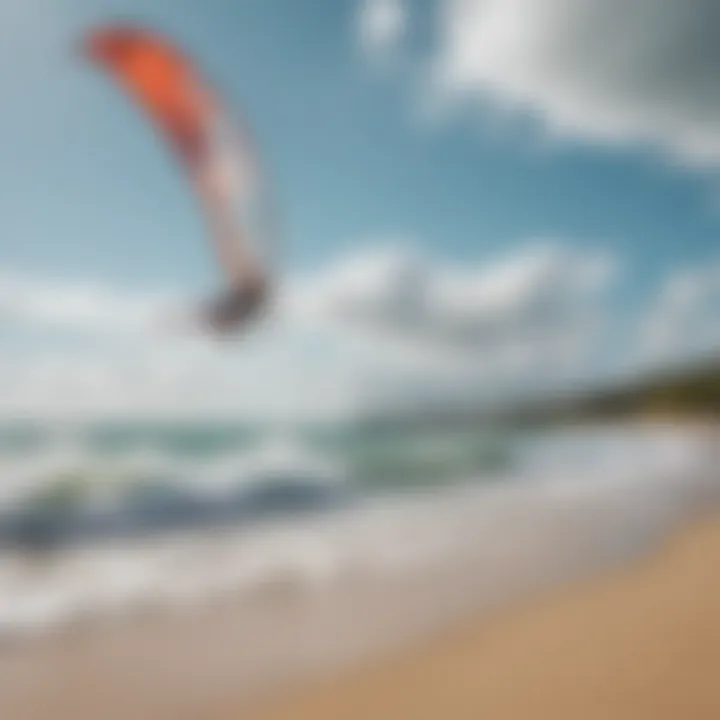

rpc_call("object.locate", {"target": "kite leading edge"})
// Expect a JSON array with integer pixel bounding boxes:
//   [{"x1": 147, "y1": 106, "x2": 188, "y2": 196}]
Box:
[{"x1": 83, "y1": 24, "x2": 273, "y2": 335}]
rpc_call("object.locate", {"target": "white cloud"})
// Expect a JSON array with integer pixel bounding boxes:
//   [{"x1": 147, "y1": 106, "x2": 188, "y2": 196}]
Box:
[
  {"x1": 0, "y1": 266, "x2": 364, "y2": 421},
  {"x1": 288, "y1": 242, "x2": 618, "y2": 412},
  {"x1": 431, "y1": 0, "x2": 720, "y2": 165},
  {"x1": 640, "y1": 263, "x2": 720, "y2": 366},
  {"x1": 0, "y1": 349, "x2": 361, "y2": 423},
  {"x1": 0, "y1": 268, "x2": 177, "y2": 334},
  {"x1": 301, "y1": 242, "x2": 614, "y2": 352},
  {"x1": 0, "y1": 242, "x2": 619, "y2": 420},
  {"x1": 358, "y1": 0, "x2": 407, "y2": 56}
]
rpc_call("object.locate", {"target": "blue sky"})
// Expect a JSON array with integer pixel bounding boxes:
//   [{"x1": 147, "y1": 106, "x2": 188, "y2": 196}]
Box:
[{"x1": 1, "y1": 0, "x2": 719, "y2": 419}]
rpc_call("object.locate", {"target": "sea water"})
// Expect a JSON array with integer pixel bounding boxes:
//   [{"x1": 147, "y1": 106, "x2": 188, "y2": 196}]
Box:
[{"x1": 0, "y1": 420, "x2": 714, "y2": 643}]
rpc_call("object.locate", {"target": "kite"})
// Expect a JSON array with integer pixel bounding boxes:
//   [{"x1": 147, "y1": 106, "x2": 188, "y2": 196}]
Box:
[{"x1": 83, "y1": 24, "x2": 274, "y2": 334}]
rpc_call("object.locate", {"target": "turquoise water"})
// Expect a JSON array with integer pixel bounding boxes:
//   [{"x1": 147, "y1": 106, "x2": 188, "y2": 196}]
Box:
[
  {"x1": 0, "y1": 423, "x2": 711, "y2": 642},
  {"x1": 0, "y1": 419, "x2": 517, "y2": 547},
  {"x1": 0, "y1": 418, "x2": 703, "y2": 551}
]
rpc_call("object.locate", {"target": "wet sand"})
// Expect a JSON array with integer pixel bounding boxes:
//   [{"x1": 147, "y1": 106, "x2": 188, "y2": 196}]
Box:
[{"x1": 241, "y1": 515, "x2": 720, "y2": 720}]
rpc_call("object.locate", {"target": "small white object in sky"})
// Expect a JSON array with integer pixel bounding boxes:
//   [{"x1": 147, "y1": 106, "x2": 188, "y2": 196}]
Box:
[{"x1": 359, "y1": 0, "x2": 407, "y2": 55}]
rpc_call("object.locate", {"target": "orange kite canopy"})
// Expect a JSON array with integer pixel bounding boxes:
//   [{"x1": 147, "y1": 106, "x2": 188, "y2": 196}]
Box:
[
  {"x1": 83, "y1": 24, "x2": 273, "y2": 334},
  {"x1": 84, "y1": 25, "x2": 217, "y2": 168}
]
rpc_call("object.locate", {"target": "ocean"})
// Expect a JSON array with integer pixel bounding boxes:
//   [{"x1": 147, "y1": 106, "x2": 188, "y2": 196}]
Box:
[
  {"x1": 0, "y1": 419, "x2": 513, "y2": 547},
  {"x1": 0, "y1": 419, "x2": 715, "y2": 646}
]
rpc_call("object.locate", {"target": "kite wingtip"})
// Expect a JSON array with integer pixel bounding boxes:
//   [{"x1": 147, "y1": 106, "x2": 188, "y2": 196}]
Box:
[{"x1": 81, "y1": 20, "x2": 159, "y2": 61}]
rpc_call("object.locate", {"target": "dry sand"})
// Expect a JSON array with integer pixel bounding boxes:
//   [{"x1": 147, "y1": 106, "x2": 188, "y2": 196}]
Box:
[{"x1": 238, "y1": 515, "x2": 720, "y2": 720}]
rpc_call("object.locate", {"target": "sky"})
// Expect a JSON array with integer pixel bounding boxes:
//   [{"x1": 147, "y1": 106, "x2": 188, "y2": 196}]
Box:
[{"x1": 0, "y1": 0, "x2": 719, "y2": 420}]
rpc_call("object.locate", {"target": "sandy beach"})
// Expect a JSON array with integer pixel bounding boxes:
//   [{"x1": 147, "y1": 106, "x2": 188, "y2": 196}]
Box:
[{"x1": 242, "y1": 514, "x2": 720, "y2": 720}]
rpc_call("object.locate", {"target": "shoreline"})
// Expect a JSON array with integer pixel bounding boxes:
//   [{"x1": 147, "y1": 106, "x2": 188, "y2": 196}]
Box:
[
  {"x1": 239, "y1": 513, "x2": 720, "y2": 720},
  {"x1": 0, "y1": 425, "x2": 714, "y2": 719}
]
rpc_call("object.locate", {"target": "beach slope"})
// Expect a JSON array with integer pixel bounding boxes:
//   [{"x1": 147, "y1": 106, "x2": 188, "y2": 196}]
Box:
[{"x1": 245, "y1": 516, "x2": 720, "y2": 720}]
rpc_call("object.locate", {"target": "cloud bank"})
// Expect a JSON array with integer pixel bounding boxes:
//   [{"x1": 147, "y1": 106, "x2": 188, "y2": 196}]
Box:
[
  {"x1": 641, "y1": 263, "x2": 720, "y2": 366},
  {"x1": 300, "y1": 243, "x2": 615, "y2": 375},
  {"x1": 0, "y1": 241, "x2": 618, "y2": 419},
  {"x1": 430, "y1": 0, "x2": 720, "y2": 165},
  {"x1": 0, "y1": 269, "x2": 174, "y2": 334},
  {"x1": 4, "y1": 243, "x2": 718, "y2": 420}
]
